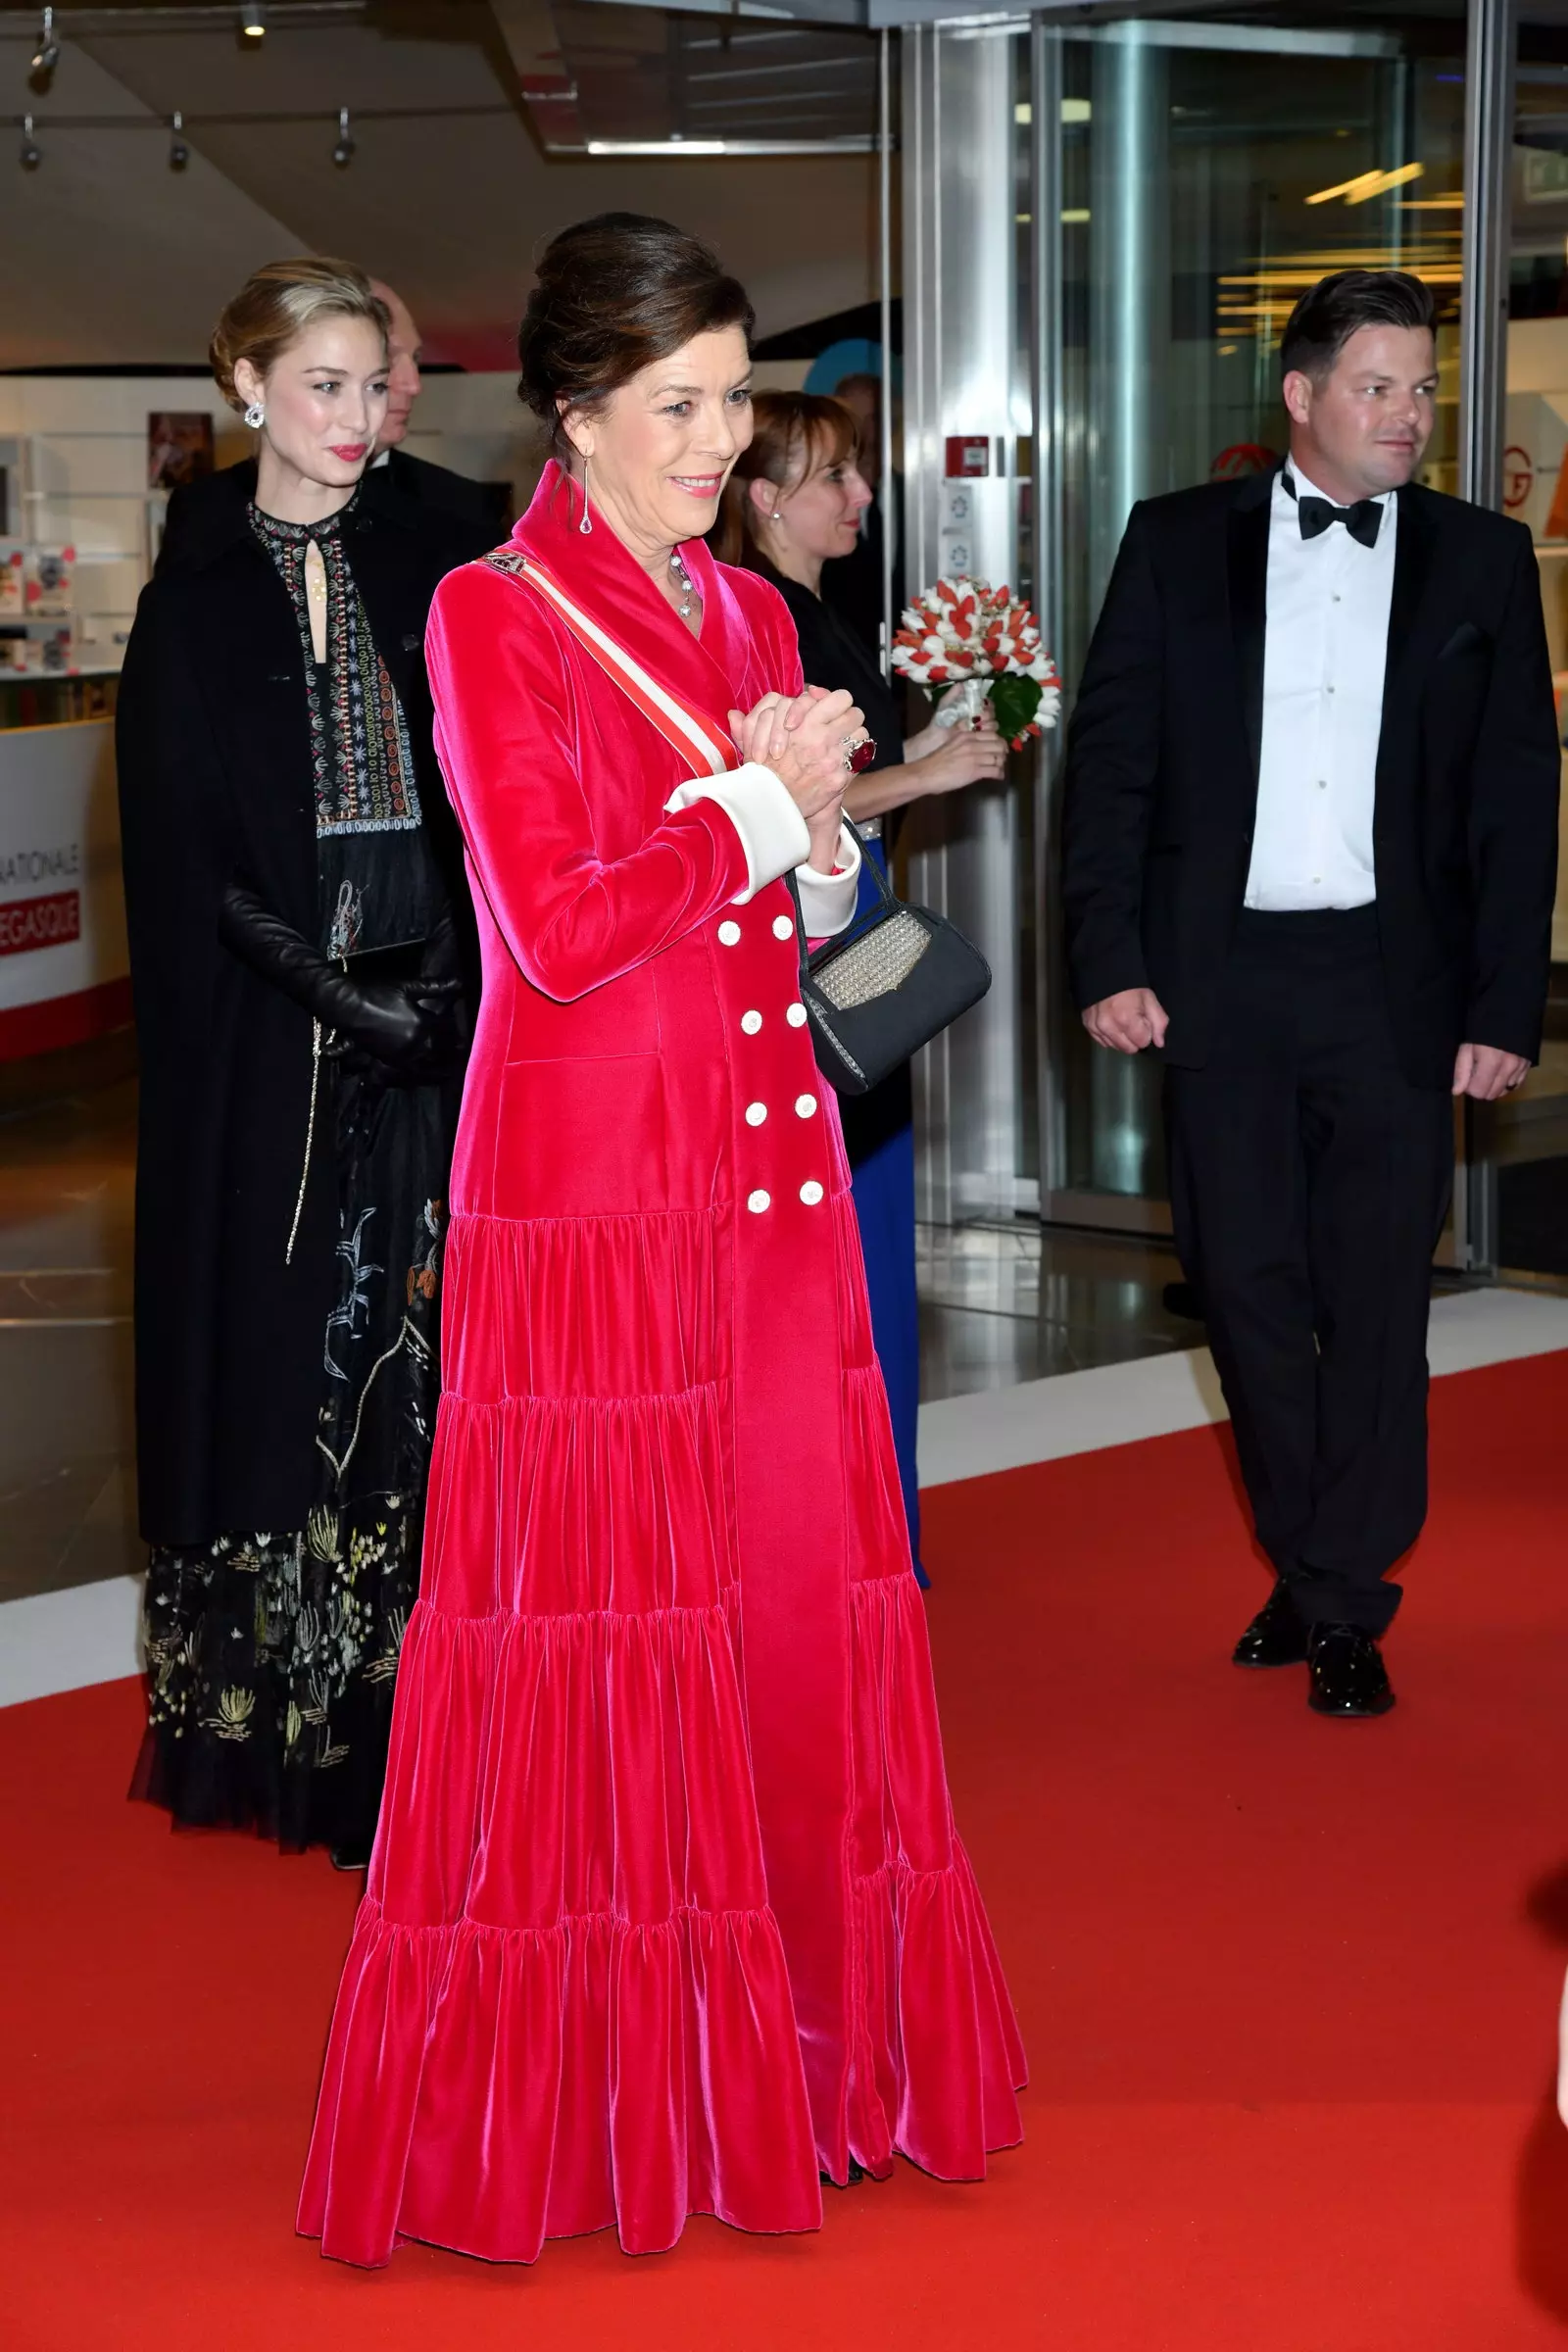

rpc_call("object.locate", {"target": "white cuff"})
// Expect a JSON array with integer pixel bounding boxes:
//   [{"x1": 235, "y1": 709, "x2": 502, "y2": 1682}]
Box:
[
  {"x1": 794, "y1": 823, "x2": 862, "y2": 939},
  {"x1": 664, "y1": 762, "x2": 811, "y2": 903}
]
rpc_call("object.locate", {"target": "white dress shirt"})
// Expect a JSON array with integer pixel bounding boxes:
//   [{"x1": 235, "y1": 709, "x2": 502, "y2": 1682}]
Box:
[{"x1": 1244, "y1": 463, "x2": 1396, "y2": 912}]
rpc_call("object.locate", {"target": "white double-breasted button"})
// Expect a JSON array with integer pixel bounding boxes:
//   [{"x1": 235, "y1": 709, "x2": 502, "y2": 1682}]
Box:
[
  {"x1": 747, "y1": 1189, "x2": 771, "y2": 1213},
  {"x1": 799, "y1": 1181, "x2": 824, "y2": 1206},
  {"x1": 717, "y1": 920, "x2": 742, "y2": 946},
  {"x1": 795, "y1": 1093, "x2": 817, "y2": 1118},
  {"x1": 745, "y1": 1102, "x2": 767, "y2": 1127},
  {"x1": 740, "y1": 1009, "x2": 762, "y2": 1035},
  {"x1": 772, "y1": 914, "x2": 795, "y2": 941},
  {"x1": 786, "y1": 1004, "x2": 808, "y2": 1029}
]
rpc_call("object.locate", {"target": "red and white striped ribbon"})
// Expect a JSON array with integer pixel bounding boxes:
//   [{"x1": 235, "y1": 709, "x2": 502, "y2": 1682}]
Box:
[{"x1": 482, "y1": 548, "x2": 735, "y2": 778}]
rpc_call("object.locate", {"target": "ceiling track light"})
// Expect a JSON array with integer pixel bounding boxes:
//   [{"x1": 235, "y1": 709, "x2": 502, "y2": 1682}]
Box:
[
  {"x1": 241, "y1": 4, "x2": 266, "y2": 40},
  {"x1": 30, "y1": 6, "x2": 60, "y2": 87},
  {"x1": 331, "y1": 104, "x2": 354, "y2": 168},
  {"x1": 169, "y1": 111, "x2": 189, "y2": 171},
  {"x1": 20, "y1": 112, "x2": 42, "y2": 170}
]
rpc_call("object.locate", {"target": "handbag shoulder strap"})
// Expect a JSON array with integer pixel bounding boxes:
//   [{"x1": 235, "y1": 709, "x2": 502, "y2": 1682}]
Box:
[{"x1": 479, "y1": 548, "x2": 733, "y2": 779}]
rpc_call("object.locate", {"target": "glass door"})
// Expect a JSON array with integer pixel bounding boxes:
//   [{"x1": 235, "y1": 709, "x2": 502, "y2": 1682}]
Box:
[
  {"x1": 1033, "y1": 6, "x2": 1470, "y2": 1232},
  {"x1": 1486, "y1": 0, "x2": 1568, "y2": 1276}
]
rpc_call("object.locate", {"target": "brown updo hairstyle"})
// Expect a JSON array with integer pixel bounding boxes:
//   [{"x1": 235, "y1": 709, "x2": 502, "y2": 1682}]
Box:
[
  {"x1": 209, "y1": 257, "x2": 389, "y2": 413},
  {"x1": 713, "y1": 391, "x2": 858, "y2": 566},
  {"x1": 517, "y1": 213, "x2": 756, "y2": 454}
]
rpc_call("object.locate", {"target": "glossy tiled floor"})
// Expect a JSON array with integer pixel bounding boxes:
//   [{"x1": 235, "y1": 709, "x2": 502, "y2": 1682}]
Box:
[
  {"x1": 0, "y1": 1054, "x2": 1197, "y2": 1607},
  {"x1": 0, "y1": 1053, "x2": 139, "y2": 1607},
  {"x1": 916, "y1": 1220, "x2": 1197, "y2": 1401}
]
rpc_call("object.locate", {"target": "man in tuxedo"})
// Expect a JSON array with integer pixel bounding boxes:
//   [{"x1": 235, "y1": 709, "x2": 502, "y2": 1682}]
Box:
[
  {"x1": 157, "y1": 275, "x2": 501, "y2": 573},
  {"x1": 1062, "y1": 270, "x2": 1559, "y2": 1715}
]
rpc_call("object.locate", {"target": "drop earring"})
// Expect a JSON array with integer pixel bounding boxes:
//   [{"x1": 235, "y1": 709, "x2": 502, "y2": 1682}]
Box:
[
  {"x1": 578, "y1": 457, "x2": 593, "y2": 536},
  {"x1": 244, "y1": 401, "x2": 265, "y2": 431}
]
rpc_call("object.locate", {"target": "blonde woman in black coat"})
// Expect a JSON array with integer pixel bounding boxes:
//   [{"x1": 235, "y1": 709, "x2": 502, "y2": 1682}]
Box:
[{"x1": 117, "y1": 259, "x2": 474, "y2": 1864}]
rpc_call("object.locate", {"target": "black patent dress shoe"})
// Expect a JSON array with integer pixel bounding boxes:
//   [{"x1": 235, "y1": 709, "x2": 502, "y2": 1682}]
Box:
[
  {"x1": 329, "y1": 1838, "x2": 372, "y2": 1873},
  {"x1": 1306, "y1": 1623, "x2": 1396, "y2": 1717},
  {"x1": 1232, "y1": 1582, "x2": 1309, "y2": 1668}
]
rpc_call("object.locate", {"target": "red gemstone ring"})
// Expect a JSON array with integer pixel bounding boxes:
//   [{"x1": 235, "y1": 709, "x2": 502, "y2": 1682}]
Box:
[{"x1": 844, "y1": 733, "x2": 877, "y2": 775}]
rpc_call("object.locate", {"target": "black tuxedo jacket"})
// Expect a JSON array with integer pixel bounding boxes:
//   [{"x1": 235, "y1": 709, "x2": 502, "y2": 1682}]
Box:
[
  {"x1": 156, "y1": 446, "x2": 500, "y2": 577},
  {"x1": 1061, "y1": 468, "x2": 1561, "y2": 1086}
]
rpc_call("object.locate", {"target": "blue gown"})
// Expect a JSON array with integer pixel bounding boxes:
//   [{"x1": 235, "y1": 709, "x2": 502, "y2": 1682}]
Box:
[{"x1": 839, "y1": 834, "x2": 927, "y2": 1586}]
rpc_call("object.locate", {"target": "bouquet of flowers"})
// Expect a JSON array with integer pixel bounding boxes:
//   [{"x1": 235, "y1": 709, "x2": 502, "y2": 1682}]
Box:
[{"x1": 891, "y1": 576, "x2": 1061, "y2": 751}]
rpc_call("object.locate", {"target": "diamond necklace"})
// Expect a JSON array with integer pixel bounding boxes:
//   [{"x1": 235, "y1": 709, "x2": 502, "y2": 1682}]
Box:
[{"x1": 669, "y1": 546, "x2": 698, "y2": 619}]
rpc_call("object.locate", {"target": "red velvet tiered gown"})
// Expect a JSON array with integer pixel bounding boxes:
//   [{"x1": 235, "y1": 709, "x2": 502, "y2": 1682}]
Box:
[{"x1": 298, "y1": 465, "x2": 1025, "y2": 2266}]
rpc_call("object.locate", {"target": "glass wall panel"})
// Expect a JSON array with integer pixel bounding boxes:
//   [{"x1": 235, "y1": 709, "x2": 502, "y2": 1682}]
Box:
[{"x1": 1492, "y1": 3, "x2": 1568, "y2": 1274}]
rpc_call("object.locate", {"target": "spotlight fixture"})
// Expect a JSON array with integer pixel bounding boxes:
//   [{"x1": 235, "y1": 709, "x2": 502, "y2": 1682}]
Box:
[
  {"x1": 30, "y1": 6, "x2": 60, "y2": 85},
  {"x1": 331, "y1": 105, "x2": 355, "y2": 168},
  {"x1": 169, "y1": 111, "x2": 189, "y2": 172},
  {"x1": 241, "y1": 3, "x2": 266, "y2": 37},
  {"x1": 20, "y1": 113, "x2": 42, "y2": 171}
]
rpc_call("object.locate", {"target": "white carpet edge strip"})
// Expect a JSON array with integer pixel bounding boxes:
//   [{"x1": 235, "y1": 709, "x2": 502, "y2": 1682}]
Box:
[{"x1": 4, "y1": 1287, "x2": 1566, "y2": 1713}]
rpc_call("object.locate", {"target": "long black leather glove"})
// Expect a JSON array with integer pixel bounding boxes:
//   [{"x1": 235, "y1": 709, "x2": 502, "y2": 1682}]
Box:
[{"x1": 219, "y1": 884, "x2": 464, "y2": 1083}]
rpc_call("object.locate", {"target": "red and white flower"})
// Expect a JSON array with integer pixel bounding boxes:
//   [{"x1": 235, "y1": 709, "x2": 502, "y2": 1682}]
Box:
[{"x1": 891, "y1": 577, "x2": 1061, "y2": 749}]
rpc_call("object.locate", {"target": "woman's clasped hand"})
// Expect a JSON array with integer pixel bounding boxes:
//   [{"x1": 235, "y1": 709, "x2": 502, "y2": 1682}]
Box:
[
  {"x1": 902, "y1": 698, "x2": 1011, "y2": 798},
  {"x1": 727, "y1": 682, "x2": 863, "y2": 869}
]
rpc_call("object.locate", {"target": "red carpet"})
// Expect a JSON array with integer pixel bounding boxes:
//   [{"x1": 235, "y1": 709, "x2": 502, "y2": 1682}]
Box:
[{"x1": 7, "y1": 1350, "x2": 1568, "y2": 2350}]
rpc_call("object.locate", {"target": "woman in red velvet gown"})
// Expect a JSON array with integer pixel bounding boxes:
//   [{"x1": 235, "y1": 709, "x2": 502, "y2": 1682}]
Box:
[{"x1": 299, "y1": 212, "x2": 1024, "y2": 2269}]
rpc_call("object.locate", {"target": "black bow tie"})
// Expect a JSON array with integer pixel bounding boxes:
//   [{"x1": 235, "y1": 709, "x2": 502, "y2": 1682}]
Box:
[{"x1": 1283, "y1": 471, "x2": 1383, "y2": 550}]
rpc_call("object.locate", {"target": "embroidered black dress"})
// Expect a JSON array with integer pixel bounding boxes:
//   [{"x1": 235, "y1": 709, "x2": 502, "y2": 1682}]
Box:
[{"x1": 134, "y1": 499, "x2": 458, "y2": 1854}]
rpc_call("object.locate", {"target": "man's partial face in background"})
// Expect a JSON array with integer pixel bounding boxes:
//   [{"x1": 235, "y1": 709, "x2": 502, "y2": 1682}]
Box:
[
  {"x1": 369, "y1": 279, "x2": 422, "y2": 450},
  {"x1": 833, "y1": 374, "x2": 881, "y2": 492}
]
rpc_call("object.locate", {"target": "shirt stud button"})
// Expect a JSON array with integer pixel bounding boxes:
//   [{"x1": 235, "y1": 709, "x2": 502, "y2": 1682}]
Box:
[
  {"x1": 795, "y1": 1093, "x2": 817, "y2": 1117},
  {"x1": 786, "y1": 1004, "x2": 808, "y2": 1029},
  {"x1": 745, "y1": 1102, "x2": 767, "y2": 1126},
  {"x1": 747, "y1": 1188, "x2": 770, "y2": 1213},
  {"x1": 717, "y1": 920, "x2": 741, "y2": 946},
  {"x1": 772, "y1": 914, "x2": 795, "y2": 941},
  {"x1": 740, "y1": 1009, "x2": 762, "y2": 1035},
  {"x1": 799, "y1": 1181, "x2": 824, "y2": 1205}
]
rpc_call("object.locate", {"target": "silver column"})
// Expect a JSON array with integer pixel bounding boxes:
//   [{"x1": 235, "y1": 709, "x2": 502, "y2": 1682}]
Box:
[
  {"x1": 902, "y1": 21, "x2": 1028, "y2": 1223},
  {"x1": 1087, "y1": 24, "x2": 1171, "y2": 617},
  {"x1": 1083, "y1": 24, "x2": 1171, "y2": 1199}
]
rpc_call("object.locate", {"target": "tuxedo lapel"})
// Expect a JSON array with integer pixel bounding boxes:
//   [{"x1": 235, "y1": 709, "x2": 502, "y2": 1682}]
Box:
[
  {"x1": 1381, "y1": 481, "x2": 1440, "y2": 716},
  {"x1": 1225, "y1": 470, "x2": 1274, "y2": 789}
]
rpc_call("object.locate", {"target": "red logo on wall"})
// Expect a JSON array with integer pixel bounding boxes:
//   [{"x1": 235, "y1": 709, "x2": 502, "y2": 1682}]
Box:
[
  {"x1": 1210, "y1": 443, "x2": 1279, "y2": 479},
  {"x1": 1503, "y1": 446, "x2": 1533, "y2": 511},
  {"x1": 0, "y1": 890, "x2": 81, "y2": 956}
]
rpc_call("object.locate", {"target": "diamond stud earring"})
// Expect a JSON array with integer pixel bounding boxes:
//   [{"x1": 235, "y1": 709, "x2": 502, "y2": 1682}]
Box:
[{"x1": 244, "y1": 401, "x2": 265, "y2": 430}]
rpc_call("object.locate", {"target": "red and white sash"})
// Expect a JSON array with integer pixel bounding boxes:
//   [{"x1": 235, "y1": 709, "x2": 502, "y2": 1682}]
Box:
[{"x1": 482, "y1": 547, "x2": 735, "y2": 779}]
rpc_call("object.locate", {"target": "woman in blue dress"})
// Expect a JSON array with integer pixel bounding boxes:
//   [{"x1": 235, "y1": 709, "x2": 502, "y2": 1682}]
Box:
[{"x1": 715, "y1": 393, "x2": 1007, "y2": 1579}]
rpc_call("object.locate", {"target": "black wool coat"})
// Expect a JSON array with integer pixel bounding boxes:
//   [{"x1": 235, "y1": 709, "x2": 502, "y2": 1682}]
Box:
[
  {"x1": 116, "y1": 483, "x2": 479, "y2": 1548},
  {"x1": 157, "y1": 447, "x2": 502, "y2": 575},
  {"x1": 1062, "y1": 468, "x2": 1561, "y2": 1085}
]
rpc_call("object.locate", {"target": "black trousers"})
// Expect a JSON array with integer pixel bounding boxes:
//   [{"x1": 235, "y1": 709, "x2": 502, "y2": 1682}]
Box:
[{"x1": 1163, "y1": 906, "x2": 1453, "y2": 1636}]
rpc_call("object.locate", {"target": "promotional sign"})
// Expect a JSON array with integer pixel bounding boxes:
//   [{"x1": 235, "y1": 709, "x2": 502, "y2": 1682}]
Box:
[{"x1": 0, "y1": 717, "x2": 129, "y2": 1058}]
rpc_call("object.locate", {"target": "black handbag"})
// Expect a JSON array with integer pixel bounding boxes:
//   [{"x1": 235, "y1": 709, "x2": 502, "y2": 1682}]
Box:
[{"x1": 785, "y1": 819, "x2": 992, "y2": 1096}]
